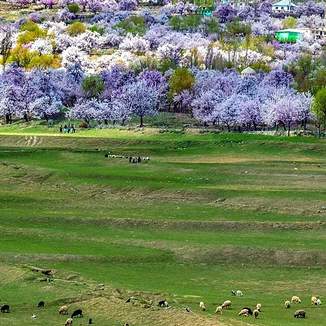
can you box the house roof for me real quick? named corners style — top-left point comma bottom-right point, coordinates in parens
top-left (276, 29), bottom-right (303, 33)
top-left (241, 67), bottom-right (256, 75)
top-left (272, 0), bottom-right (297, 7)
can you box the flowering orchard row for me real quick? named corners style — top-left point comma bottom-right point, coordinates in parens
top-left (0, 64), bottom-right (322, 135)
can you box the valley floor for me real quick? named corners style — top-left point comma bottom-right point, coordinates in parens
top-left (0, 125), bottom-right (325, 325)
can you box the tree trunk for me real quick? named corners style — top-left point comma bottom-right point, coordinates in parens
top-left (5, 114), bottom-right (11, 124)
top-left (140, 115), bottom-right (144, 127)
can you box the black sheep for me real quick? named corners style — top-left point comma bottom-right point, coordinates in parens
top-left (88, 318), bottom-right (93, 324)
top-left (0, 305), bottom-right (10, 313)
top-left (37, 301), bottom-right (45, 308)
top-left (294, 310), bottom-right (306, 318)
top-left (158, 300), bottom-right (168, 308)
top-left (71, 309), bottom-right (83, 318)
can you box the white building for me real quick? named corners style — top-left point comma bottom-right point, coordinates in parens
top-left (272, 0), bottom-right (297, 13)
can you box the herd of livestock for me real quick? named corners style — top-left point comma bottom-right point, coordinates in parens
top-left (0, 290), bottom-right (323, 325)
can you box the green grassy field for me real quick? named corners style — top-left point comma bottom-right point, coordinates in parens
top-left (0, 124), bottom-right (325, 325)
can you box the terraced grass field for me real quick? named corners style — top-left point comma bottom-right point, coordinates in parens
top-left (0, 125), bottom-right (325, 325)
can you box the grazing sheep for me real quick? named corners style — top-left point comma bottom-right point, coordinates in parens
top-left (291, 296), bottom-right (301, 304)
top-left (158, 300), bottom-right (169, 308)
top-left (241, 307), bottom-right (253, 315)
top-left (238, 308), bottom-right (249, 316)
top-left (294, 309), bottom-right (306, 318)
top-left (215, 305), bottom-right (223, 314)
top-left (311, 296), bottom-right (318, 305)
top-left (199, 301), bottom-right (206, 311)
top-left (59, 305), bottom-right (69, 315)
top-left (0, 304), bottom-right (10, 313)
top-left (253, 309), bottom-right (259, 319)
top-left (88, 318), bottom-right (93, 324)
top-left (316, 298), bottom-right (322, 305)
top-left (236, 290), bottom-right (243, 297)
top-left (284, 300), bottom-right (291, 309)
top-left (37, 301), bottom-right (45, 308)
top-left (125, 297), bottom-right (134, 303)
top-left (31, 314), bottom-right (37, 319)
top-left (221, 300), bottom-right (232, 309)
top-left (256, 303), bottom-right (262, 312)
top-left (65, 318), bottom-right (73, 326)
top-left (71, 309), bottom-right (83, 318)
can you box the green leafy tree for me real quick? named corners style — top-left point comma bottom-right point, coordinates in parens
top-left (205, 18), bottom-right (220, 34)
top-left (226, 21), bottom-right (251, 38)
top-left (67, 21), bottom-right (86, 36)
top-left (82, 75), bottom-right (105, 99)
top-left (67, 3), bottom-right (80, 14)
top-left (312, 88), bottom-right (326, 137)
top-left (114, 16), bottom-right (147, 36)
top-left (17, 20), bottom-right (47, 44)
top-left (311, 68), bottom-right (326, 95)
top-left (287, 55), bottom-right (314, 93)
top-left (282, 17), bottom-right (297, 29)
top-left (168, 68), bottom-right (195, 112)
top-left (169, 68), bottom-right (195, 96)
top-left (169, 16), bottom-right (182, 31)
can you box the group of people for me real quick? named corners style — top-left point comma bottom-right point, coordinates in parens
top-left (129, 156), bottom-right (142, 164)
top-left (59, 124), bottom-right (76, 134)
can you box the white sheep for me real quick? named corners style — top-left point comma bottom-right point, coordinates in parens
top-left (316, 298), bottom-right (322, 305)
top-left (215, 305), bottom-right (223, 314)
top-left (59, 305), bottom-right (69, 315)
top-left (311, 296), bottom-right (318, 305)
top-left (65, 318), bottom-right (73, 326)
top-left (238, 308), bottom-right (249, 316)
top-left (253, 309), bottom-right (259, 319)
top-left (199, 301), bottom-right (206, 311)
top-left (256, 303), bottom-right (262, 312)
top-left (236, 290), bottom-right (243, 297)
top-left (221, 300), bottom-right (232, 309)
top-left (284, 300), bottom-right (291, 309)
top-left (291, 296), bottom-right (301, 304)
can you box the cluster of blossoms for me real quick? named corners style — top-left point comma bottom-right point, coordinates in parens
top-left (1, 0), bottom-right (324, 132)
top-left (3, 0), bottom-right (325, 72)
top-left (0, 64), bottom-right (314, 134)
top-left (191, 69), bottom-right (312, 134)
top-left (0, 65), bottom-right (165, 126)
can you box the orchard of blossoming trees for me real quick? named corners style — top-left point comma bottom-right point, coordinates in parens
top-left (0, 0), bottom-right (325, 134)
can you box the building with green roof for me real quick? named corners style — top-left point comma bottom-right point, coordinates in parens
top-left (275, 29), bottom-right (304, 43)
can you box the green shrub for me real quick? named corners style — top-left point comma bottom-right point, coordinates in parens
top-left (82, 75), bottom-right (105, 99)
top-left (67, 21), bottom-right (86, 36)
top-left (169, 15), bottom-right (202, 31)
top-left (114, 16), bottom-right (147, 36)
top-left (89, 24), bottom-right (105, 35)
top-left (67, 3), bottom-right (80, 14)
top-left (18, 20), bottom-right (47, 44)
